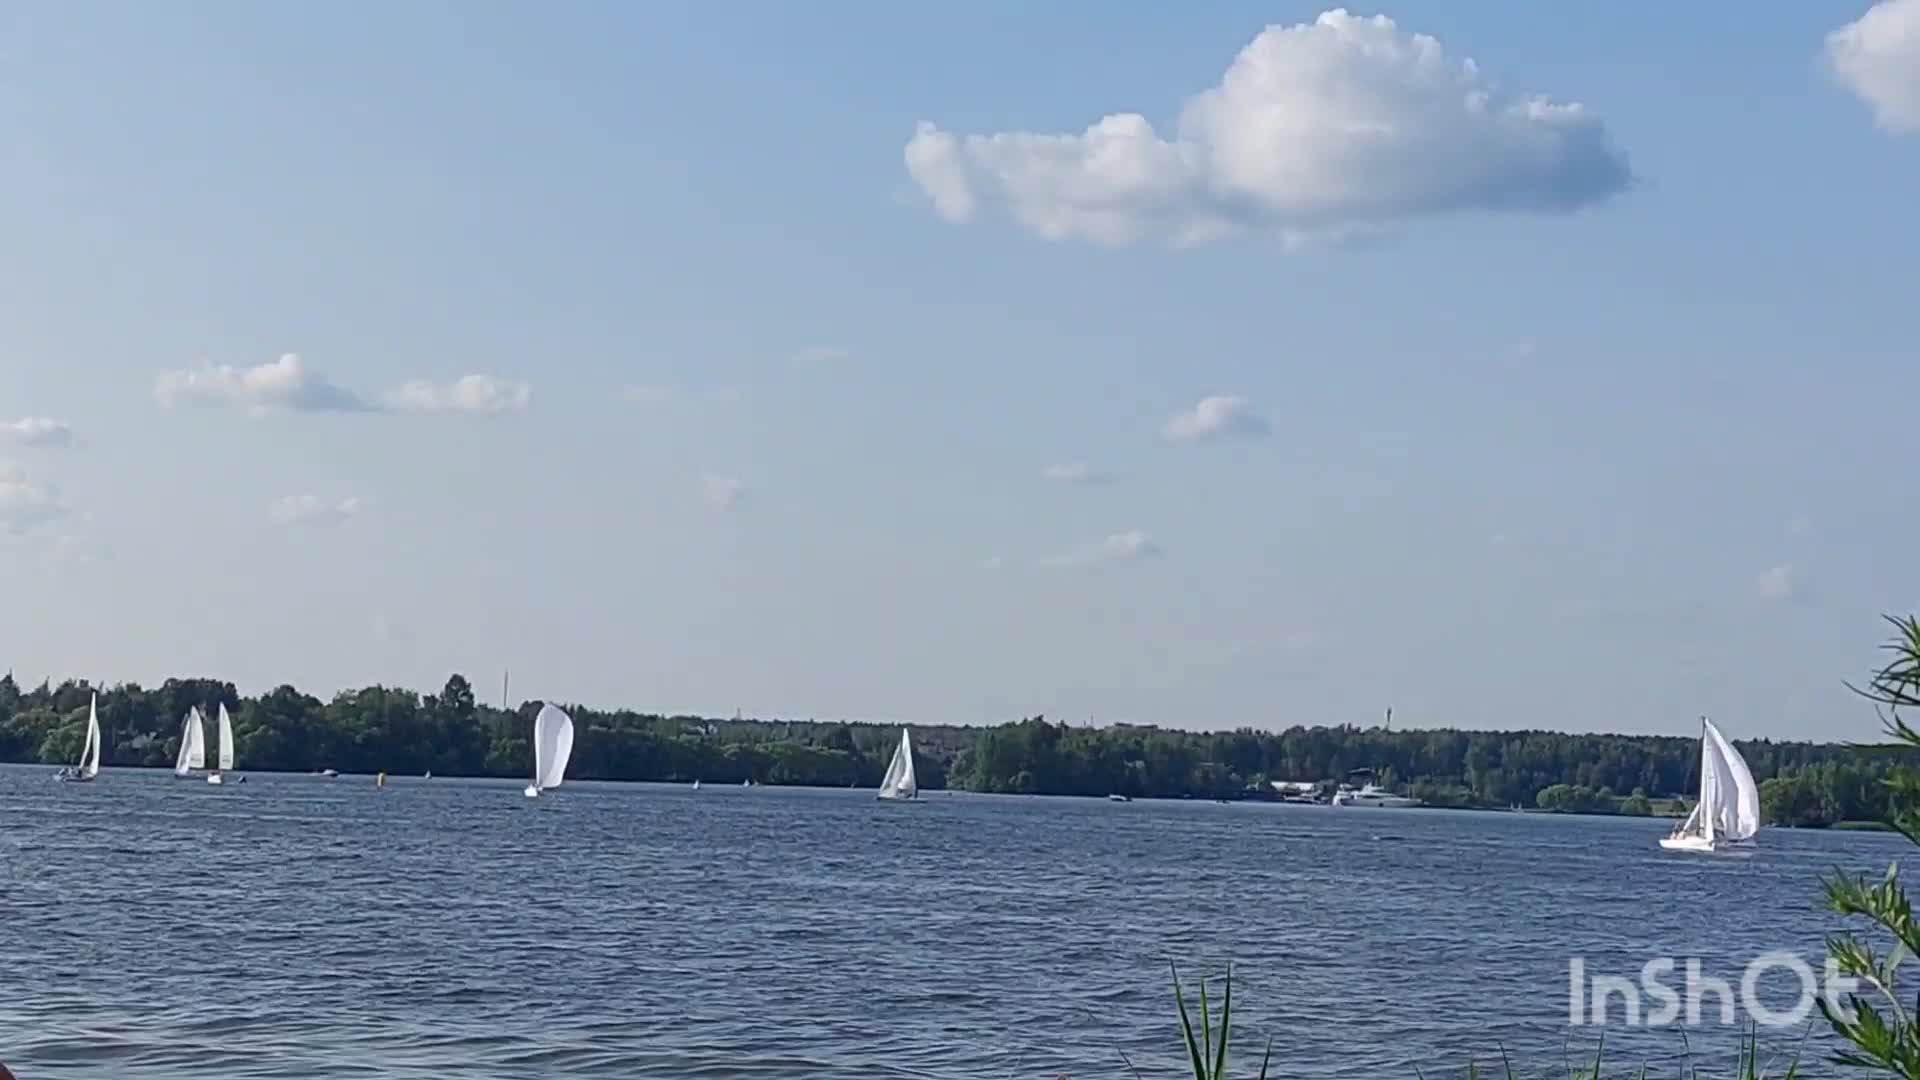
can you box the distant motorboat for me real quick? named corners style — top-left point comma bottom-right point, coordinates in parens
top-left (321, 768), bottom-right (339, 779)
top-left (1331, 782), bottom-right (1420, 808)
top-left (876, 729), bottom-right (918, 802)
top-left (1660, 717), bottom-right (1760, 855)
top-left (523, 703), bottom-right (574, 799)
top-left (57, 693), bottom-right (104, 783)
top-left (207, 704), bottom-right (237, 785)
top-left (1107, 793), bottom-right (1131, 803)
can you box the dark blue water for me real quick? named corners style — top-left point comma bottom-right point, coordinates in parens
top-left (0, 764), bottom-right (1903, 1077)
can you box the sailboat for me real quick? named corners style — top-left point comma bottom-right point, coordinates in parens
top-left (174, 707), bottom-right (206, 778)
top-left (523, 702), bottom-right (575, 799)
top-left (1660, 716), bottom-right (1761, 854)
top-left (877, 728), bottom-right (918, 801)
top-left (56, 693), bottom-right (103, 783)
top-left (207, 704), bottom-right (237, 785)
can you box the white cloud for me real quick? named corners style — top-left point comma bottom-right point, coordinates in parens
top-left (383, 374), bottom-right (530, 414)
top-left (905, 9), bottom-right (1631, 247)
top-left (269, 495), bottom-right (362, 526)
top-left (1050, 529), bottom-right (1165, 567)
top-left (0, 417), bottom-right (75, 448)
top-left (47, 533), bottom-right (111, 565)
top-left (1759, 565), bottom-right (1796, 600)
top-left (702, 473), bottom-right (746, 512)
top-left (1164, 395), bottom-right (1270, 442)
top-left (0, 463), bottom-right (67, 533)
top-left (1041, 462), bottom-right (1114, 486)
top-left (1826, 0), bottom-right (1920, 133)
top-left (155, 354), bottom-right (369, 413)
top-left (1102, 530), bottom-right (1163, 560)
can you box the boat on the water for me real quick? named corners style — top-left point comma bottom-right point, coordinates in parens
top-left (174, 707), bottom-right (206, 779)
top-left (56, 693), bottom-right (103, 783)
top-left (1660, 717), bottom-right (1760, 854)
top-left (1107, 793), bottom-right (1131, 803)
top-left (1331, 782), bottom-right (1420, 808)
top-left (523, 702), bottom-right (575, 799)
top-left (207, 704), bottom-right (237, 785)
top-left (877, 729), bottom-right (918, 801)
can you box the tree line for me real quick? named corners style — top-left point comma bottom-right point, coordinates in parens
top-left (1, 671), bottom-right (1910, 824)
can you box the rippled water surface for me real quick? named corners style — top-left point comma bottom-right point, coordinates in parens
top-left (0, 765), bottom-right (1905, 1077)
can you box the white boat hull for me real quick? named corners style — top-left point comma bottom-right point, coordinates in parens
top-left (524, 784), bottom-right (540, 799)
top-left (1659, 834), bottom-right (1755, 855)
top-left (207, 773), bottom-right (224, 786)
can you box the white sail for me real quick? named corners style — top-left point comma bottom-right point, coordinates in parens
top-left (80, 693), bottom-right (102, 779)
top-left (175, 707), bottom-right (206, 775)
top-left (216, 704), bottom-right (236, 772)
top-left (531, 703), bottom-right (574, 792)
top-left (1704, 718), bottom-right (1760, 841)
top-left (878, 729), bottom-right (917, 800)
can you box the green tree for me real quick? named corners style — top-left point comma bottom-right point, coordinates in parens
top-left (1824, 615), bottom-right (1920, 1075)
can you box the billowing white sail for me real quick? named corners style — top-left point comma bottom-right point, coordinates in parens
top-left (531, 703), bottom-right (574, 792)
top-left (1661, 717), bottom-right (1758, 852)
top-left (78, 693), bottom-right (102, 779)
top-left (216, 704), bottom-right (236, 773)
top-left (175, 707), bottom-right (206, 776)
top-left (1704, 718), bottom-right (1760, 842)
top-left (878, 729), bottom-right (917, 800)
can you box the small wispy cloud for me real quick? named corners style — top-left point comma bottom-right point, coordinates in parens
top-left (269, 495), bottom-right (362, 527)
top-left (154, 355), bottom-right (532, 417)
top-left (0, 462), bottom-right (67, 533)
top-left (0, 417), bottom-right (75, 448)
top-left (383, 374), bottom-right (530, 414)
top-left (1758, 564), bottom-right (1796, 600)
top-left (702, 473), bottom-right (747, 512)
top-left (1050, 529), bottom-right (1164, 567)
top-left (1164, 395), bottom-right (1270, 443)
top-left (1826, 0), bottom-right (1920, 134)
top-left (155, 354), bottom-right (371, 414)
top-left (48, 533), bottom-right (112, 565)
top-left (1041, 462), bottom-right (1114, 486)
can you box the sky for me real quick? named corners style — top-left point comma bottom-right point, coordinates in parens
top-left (0, 1), bottom-right (1916, 740)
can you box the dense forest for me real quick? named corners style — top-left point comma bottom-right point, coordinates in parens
top-left (0, 671), bottom-right (1909, 826)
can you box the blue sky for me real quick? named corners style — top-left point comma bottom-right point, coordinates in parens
top-left (0, 2), bottom-right (1915, 739)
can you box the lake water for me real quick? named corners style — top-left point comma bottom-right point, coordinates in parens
top-left (0, 764), bottom-right (1904, 1078)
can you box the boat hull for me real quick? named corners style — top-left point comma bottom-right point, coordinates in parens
top-left (207, 773), bottom-right (225, 786)
top-left (876, 793), bottom-right (918, 802)
top-left (55, 772), bottom-right (94, 783)
top-left (1659, 834), bottom-right (1756, 855)
top-left (524, 784), bottom-right (541, 799)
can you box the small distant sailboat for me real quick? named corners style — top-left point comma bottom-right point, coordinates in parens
top-left (174, 707), bottom-right (206, 778)
top-left (876, 728), bottom-right (918, 801)
top-left (376, 772), bottom-right (387, 790)
top-left (57, 693), bottom-right (103, 783)
top-left (523, 702), bottom-right (575, 799)
top-left (691, 779), bottom-right (701, 791)
top-left (1660, 717), bottom-right (1761, 854)
top-left (207, 704), bottom-right (236, 785)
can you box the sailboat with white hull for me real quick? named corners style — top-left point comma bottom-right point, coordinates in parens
top-left (876, 729), bottom-right (918, 801)
top-left (56, 693), bottom-right (103, 783)
top-left (207, 704), bottom-right (237, 785)
top-left (174, 707), bottom-right (206, 779)
top-left (1660, 716), bottom-right (1761, 854)
top-left (523, 703), bottom-right (575, 799)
